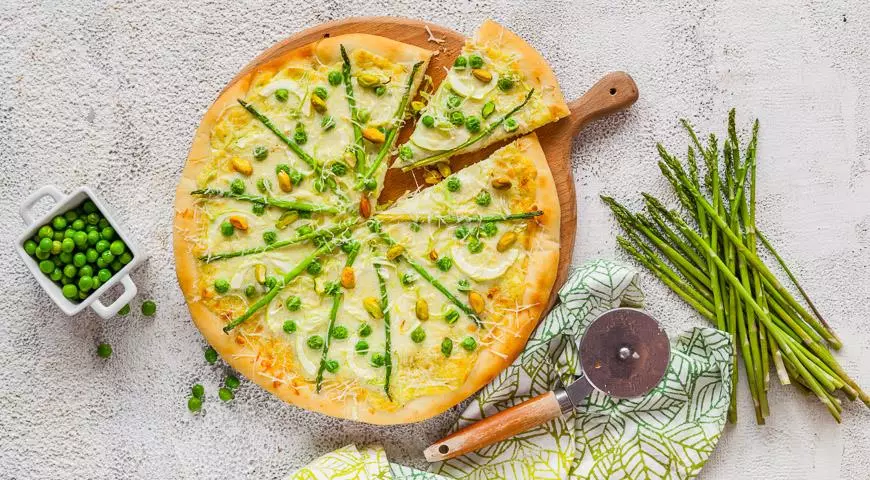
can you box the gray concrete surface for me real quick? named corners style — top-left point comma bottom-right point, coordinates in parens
top-left (1, 1), bottom-right (869, 478)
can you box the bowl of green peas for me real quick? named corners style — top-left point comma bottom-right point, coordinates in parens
top-left (17, 185), bottom-right (142, 319)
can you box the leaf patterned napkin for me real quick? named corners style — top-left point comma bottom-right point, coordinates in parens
top-left (288, 260), bottom-right (733, 480)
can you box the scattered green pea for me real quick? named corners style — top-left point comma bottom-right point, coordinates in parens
top-left (285, 296), bottom-right (301, 311)
top-left (218, 387), bottom-right (234, 402)
top-left (141, 300), bottom-right (157, 316)
top-left (370, 352), bottom-right (386, 367)
top-left (325, 360), bottom-right (340, 373)
top-left (475, 190), bottom-right (492, 206)
top-left (398, 145), bottom-right (413, 161)
top-left (441, 338), bottom-right (453, 357)
top-left (374, 85), bottom-right (386, 96)
top-left (275, 88), bottom-right (289, 102)
top-left (461, 337), bottom-right (478, 351)
top-left (444, 309), bottom-right (459, 325)
top-left (331, 325), bottom-right (349, 340)
top-left (497, 77), bottom-right (514, 91)
top-left (191, 384), bottom-right (204, 398)
top-left (97, 343), bottom-right (112, 358)
top-left (504, 117), bottom-right (519, 132)
top-left (421, 115), bottom-right (435, 128)
top-left (253, 146), bottom-right (269, 160)
top-left (118, 304), bottom-right (130, 316)
top-left (307, 335), bottom-right (324, 350)
top-left (358, 323), bottom-right (373, 337)
top-left (214, 279), bottom-right (230, 294)
top-left (230, 178), bottom-right (245, 194)
top-left (468, 54), bottom-right (484, 68)
top-left (245, 285), bottom-right (256, 297)
top-left (187, 396), bottom-right (202, 412)
top-left (446, 95), bottom-right (462, 109)
top-left (436, 256), bottom-right (452, 272)
top-left (468, 238), bottom-right (484, 254)
top-left (220, 221), bottom-right (234, 237)
top-left (453, 56), bottom-right (468, 69)
top-left (263, 230), bottom-right (277, 245)
top-left (328, 71), bottom-right (342, 86)
top-left (313, 86), bottom-right (328, 100)
top-left (306, 259), bottom-right (322, 275)
top-left (282, 320), bottom-right (297, 334)
top-left (355, 340), bottom-right (369, 354)
top-left (204, 346), bottom-right (218, 364)
top-left (411, 326), bottom-right (426, 343)
top-left (449, 110), bottom-right (465, 126)
top-left (225, 375), bottom-right (240, 390)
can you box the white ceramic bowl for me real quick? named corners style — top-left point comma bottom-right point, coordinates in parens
top-left (17, 185), bottom-right (143, 319)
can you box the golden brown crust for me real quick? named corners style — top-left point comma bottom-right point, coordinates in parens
top-left (476, 19), bottom-right (570, 120)
top-left (174, 33), bottom-right (559, 425)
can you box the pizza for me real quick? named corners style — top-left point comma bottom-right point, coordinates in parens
top-left (173, 22), bottom-right (565, 424)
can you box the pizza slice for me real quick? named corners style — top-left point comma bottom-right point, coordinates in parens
top-left (394, 20), bottom-right (569, 171)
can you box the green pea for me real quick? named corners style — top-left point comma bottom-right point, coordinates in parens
top-left (411, 326), bottom-right (426, 343)
top-left (225, 375), bottom-right (240, 390)
top-left (453, 55), bottom-right (468, 69)
top-left (324, 360), bottom-right (339, 373)
top-left (328, 71), bottom-right (342, 86)
top-left (87, 230), bottom-right (100, 246)
top-left (370, 352), bottom-right (385, 367)
top-left (245, 285), bottom-right (256, 298)
top-left (436, 256), bottom-right (452, 272)
top-left (98, 218), bottom-right (109, 229)
top-left (409, 222), bottom-right (421, 232)
top-left (214, 279), bottom-right (230, 294)
top-left (78, 276), bottom-right (93, 291)
top-left (24, 240), bottom-right (37, 256)
top-left (71, 219), bottom-right (85, 231)
top-left (101, 251), bottom-right (115, 265)
top-left (307, 335), bottom-right (324, 350)
top-left (356, 108), bottom-right (370, 123)
top-left (444, 309), bottom-right (459, 325)
top-left (467, 238), bottom-right (484, 254)
top-left (282, 320), bottom-right (296, 334)
top-left (38, 225), bottom-right (53, 239)
top-left (96, 342), bottom-right (112, 358)
top-left (64, 229), bottom-right (75, 239)
top-left (63, 264), bottom-right (77, 278)
top-left (441, 338), bottom-right (453, 357)
top-left (118, 304), bottom-right (130, 316)
top-left (400, 272), bottom-right (416, 286)
top-left (86, 213), bottom-right (100, 225)
top-left (50, 240), bottom-right (62, 255)
top-left (468, 55), bottom-right (484, 68)
top-left (52, 216), bottom-right (67, 230)
top-left (50, 268), bottom-right (63, 282)
top-left (449, 110), bottom-right (465, 126)
top-left (82, 201), bottom-right (97, 214)
top-left (306, 260), bottom-right (322, 275)
top-left (263, 231), bottom-right (277, 245)
top-left (220, 221), bottom-right (234, 237)
top-left (91, 278), bottom-right (101, 291)
top-left (461, 336), bottom-right (477, 351)
top-left (323, 281), bottom-right (340, 296)
top-left (475, 190), bottom-right (492, 206)
top-left (141, 300), bottom-right (157, 316)
top-left (119, 252), bottom-right (133, 265)
top-left (100, 226), bottom-right (115, 241)
top-left (274, 88), bottom-right (289, 102)
top-left (321, 115), bottom-right (335, 131)
top-left (446, 95), bottom-right (462, 109)
top-left (85, 249), bottom-right (99, 264)
top-left (497, 77), bottom-right (514, 91)
top-left (204, 347), bottom-right (218, 364)
top-left (53, 231), bottom-right (64, 241)
top-left (95, 239), bottom-right (109, 253)
top-left (355, 340), bottom-right (369, 354)
top-left (288, 170), bottom-right (304, 185)
top-left (481, 222), bottom-right (498, 237)
top-left (421, 115), bottom-right (435, 128)
top-left (374, 85), bottom-right (386, 96)
top-left (313, 86), bottom-right (328, 100)
top-left (331, 325), bottom-right (348, 340)
top-left (62, 284), bottom-right (78, 299)
top-left (285, 296), bottom-right (301, 311)
top-left (454, 225), bottom-right (469, 239)
top-left (358, 323), bottom-right (373, 338)
top-left (504, 117), bottom-right (519, 132)
top-left (61, 275), bottom-right (74, 285)
top-left (398, 145), bottom-right (413, 161)
top-left (39, 259), bottom-right (55, 274)
top-left (230, 178), bottom-right (245, 194)
top-left (264, 276), bottom-right (277, 289)
top-left (78, 265), bottom-right (93, 278)
top-left (465, 116), bottom-right (481, 133)
top-left (187, 396), bottom-right (202, 412)
top-left (293, 123), bottom-right (307, 145)
top-left (109, 240), bottom-right (124, 256)
top-left (362, 177), bottom-right (377, 191)
top-left (58, 252), bottom-right (73, 264)
top-left (64, 210), bottom-right (78, 222)
top-left (73, 231), bottom-right (87, 248)
top-left (96, 258), bottom-right (107, 268)
top-left (218, 387), bottom-right (234, 402)
top-left (35, 249), bottom-right (50, 260)
top-left (191, 384), bottom-right (204, 399)
top-left (37, 237), bottom-right (51, 252)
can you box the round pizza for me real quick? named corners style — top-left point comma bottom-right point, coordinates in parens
top-left (173, 21), bottom-right (568, 424)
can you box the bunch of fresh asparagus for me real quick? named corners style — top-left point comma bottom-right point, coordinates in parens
top-left (603, 110), bottom-right (868, 423)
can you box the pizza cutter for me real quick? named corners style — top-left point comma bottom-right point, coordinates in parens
top-left (424, 308), bottom-right (670, 462)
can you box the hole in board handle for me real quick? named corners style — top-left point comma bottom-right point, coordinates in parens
top-left (438, 444), bottom-right (449, 454)
top-left (609, 87), bottom-right (617, 96)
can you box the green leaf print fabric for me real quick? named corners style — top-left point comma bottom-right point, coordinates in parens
top-left (288, 260), bottom-right (732, 480)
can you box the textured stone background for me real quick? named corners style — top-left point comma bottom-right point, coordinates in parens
top-left (1, 1), bottom-right (869, 478)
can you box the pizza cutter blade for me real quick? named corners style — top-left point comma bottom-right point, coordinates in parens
top-left (424, 308), bottom-right (670, 462)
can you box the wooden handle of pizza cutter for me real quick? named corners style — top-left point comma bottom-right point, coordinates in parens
top-left (423, 391), bottom-right (562, 462)
top-left (567, 71), bottom-right (639, 135)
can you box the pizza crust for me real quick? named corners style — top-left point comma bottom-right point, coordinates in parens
top-left (174, 33), bottom-right (561, 424)
top-left (475, 19), bottom-right (570, 121)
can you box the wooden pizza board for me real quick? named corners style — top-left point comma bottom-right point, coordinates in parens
top-left (226, 16), bottom-right (639, 311)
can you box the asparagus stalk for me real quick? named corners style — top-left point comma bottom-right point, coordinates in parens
top-left (373, 263), bottom-right (393, 400)
top-left (222, 241), bottom-right (338, 332)
top-left (200, 220), bottom-right (357, 262)
top-left (315, 292), bottom-right (343, 392)
top-left (377, 231), bottom-right (483, 327)
top-left (340, 45), bottom-right (366, 172)
top-left (374, 211), bottom-right (543, 224)
top-left (190, 189), bottom-right (338, 214)
top-left (236, 100), bottom-right (323, 176)
top-left (401, 89), bottom-right (536, 171)
top-left (356, 61), bottom-right (424, 188)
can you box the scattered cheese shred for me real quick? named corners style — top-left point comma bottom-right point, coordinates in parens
top-left (424, 25), bottom-right (446, 44)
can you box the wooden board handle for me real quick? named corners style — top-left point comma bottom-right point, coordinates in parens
top-left (567, 71), bottom-right (639, 135)
top-left (423, 391), bottom-right (562, 462)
